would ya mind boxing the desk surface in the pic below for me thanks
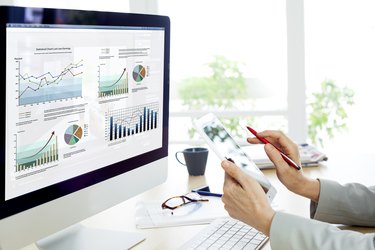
[24,146,375,250]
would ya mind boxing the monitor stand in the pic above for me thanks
[36,224,145,250]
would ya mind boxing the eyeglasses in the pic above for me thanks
[161,192,209,212]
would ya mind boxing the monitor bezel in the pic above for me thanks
[0,6,170,220]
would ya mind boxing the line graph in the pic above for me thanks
[17,59,83,105]
[105,102,159,141]
[16,131,59,172]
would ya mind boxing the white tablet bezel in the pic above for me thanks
[194,113,276,202]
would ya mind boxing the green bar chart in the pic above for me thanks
[98,65,129,97]
[16,131,59,172]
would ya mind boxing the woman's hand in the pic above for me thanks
[248,130,320,202]
[221,160,275,236]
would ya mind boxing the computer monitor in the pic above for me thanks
[0,6,170,250]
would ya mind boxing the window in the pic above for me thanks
[12,0,130,12]
[305,0,375,153]
[158,0,294,144]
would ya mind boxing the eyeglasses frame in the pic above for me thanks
[161,194,209,210]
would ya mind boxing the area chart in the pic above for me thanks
[17,60,83,105]
[98,67,129,97]
[16,131,59,172]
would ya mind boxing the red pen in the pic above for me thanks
[246,126,301,170]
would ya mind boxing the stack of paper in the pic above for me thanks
[135,196,228,229]
[242,143,328,169]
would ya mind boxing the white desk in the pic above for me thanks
[24,146,375,250]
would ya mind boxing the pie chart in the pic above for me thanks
[64,124,83,145]
[132,65,146,82]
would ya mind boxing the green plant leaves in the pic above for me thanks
[178,58,355,145]
[307,79,354,147]
[178,56,253,138]
[178,56,247,110]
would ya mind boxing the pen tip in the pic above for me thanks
[247,126,256,134]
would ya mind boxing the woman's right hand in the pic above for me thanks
[248,130,320,202]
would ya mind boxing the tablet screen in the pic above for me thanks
[195,113,276,201]
[202,119,270,189]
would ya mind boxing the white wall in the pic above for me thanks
[6,0,129,12]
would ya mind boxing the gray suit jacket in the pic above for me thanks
[269,179,375,249]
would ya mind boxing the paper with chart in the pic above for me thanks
[135,196,228,228]
[243,144,328,169]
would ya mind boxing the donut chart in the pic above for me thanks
[64,124,83,145]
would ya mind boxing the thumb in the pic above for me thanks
[221,160,248,187]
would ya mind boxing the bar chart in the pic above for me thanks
[16,131,59,172]
[106,102,159,141]
[98,66,129,97]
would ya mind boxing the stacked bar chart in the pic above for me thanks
[16,131,59,172]
[106,102,159,141]
[98,67,129,97]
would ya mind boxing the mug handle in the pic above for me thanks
[175,151,186,166]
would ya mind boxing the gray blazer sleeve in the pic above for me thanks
[270,212,375,250]
[269,180,375,249]
[310,179,375,226]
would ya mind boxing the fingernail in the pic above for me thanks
[223,160,231,168]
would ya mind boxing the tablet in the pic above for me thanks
[194,113,277,202]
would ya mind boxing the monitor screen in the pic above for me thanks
[0,7,170,248]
